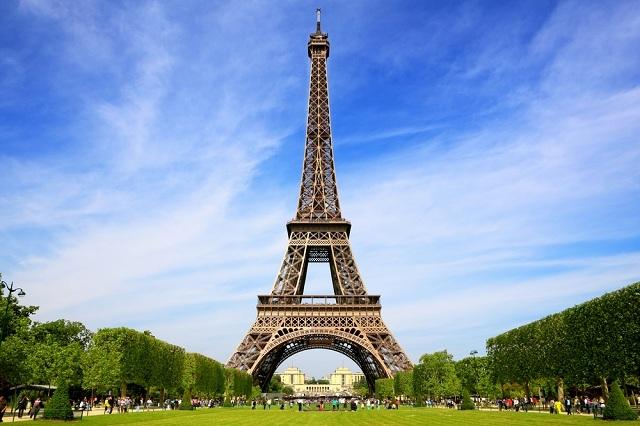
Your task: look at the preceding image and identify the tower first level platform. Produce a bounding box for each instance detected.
[227,295,412,390]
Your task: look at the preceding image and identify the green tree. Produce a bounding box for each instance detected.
[0,274,38,342]
[282,386,294,396]
[83,327,186,396]
[179,389,193,410]
[0,273,38,387]
[460,388,475,410]
[268,375,283,393]
[603,381,638,420]
[28,320,92,386]
[375,378,395,399]
[394,370,413,398]
[353,377,369,397]
[43,380,74,420]
[416,351,461,399]
[486,282,640,401]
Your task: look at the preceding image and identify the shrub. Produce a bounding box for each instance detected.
[43,381,74,420]
[179,389,193,410]
[603,381,637,420]
[460,389,475,410]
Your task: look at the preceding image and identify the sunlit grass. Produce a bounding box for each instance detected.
[36,406,607,425]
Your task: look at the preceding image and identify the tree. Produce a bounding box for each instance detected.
[28,320,92,386]
[416,351,461,400]
[603,381,638,420]
[486,281,640,400]
[353,377,369,397]
[0,273,38,387]
[282,386,294,396]
[268,375,283,393]
[460,388,475,410]
[375,378,395,399]
[0,273,38,342]
[394,370,413,398]
[43,381,74,420]
[179,389,193,410]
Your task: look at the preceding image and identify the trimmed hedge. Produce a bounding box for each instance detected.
[603,381,638,420]
[487,282,640,390]
[179,389,193,410]
[84,327,252,399]
[43,381,73,420]
[460,389,475,410]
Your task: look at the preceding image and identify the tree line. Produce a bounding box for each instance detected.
[371,282,639,406]
[3,273,638,406]
[0,274,252,401]
[486,281,640,401]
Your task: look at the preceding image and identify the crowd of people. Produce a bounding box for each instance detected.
[493,395,608,416]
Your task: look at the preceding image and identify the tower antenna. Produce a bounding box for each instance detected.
[316,8,321,33]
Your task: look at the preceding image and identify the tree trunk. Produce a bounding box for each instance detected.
[160,388,165,407]
[120,382,127,398]
[524,381,531,398]
[556,377,564,402]
[601,377,609,402]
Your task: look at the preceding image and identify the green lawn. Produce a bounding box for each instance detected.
[35,407,621,425]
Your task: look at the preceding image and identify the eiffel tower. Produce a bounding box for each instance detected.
[227,10,412,391]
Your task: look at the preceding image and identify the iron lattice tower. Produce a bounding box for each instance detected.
[227,10,412,390]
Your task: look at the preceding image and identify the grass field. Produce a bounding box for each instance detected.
[35,407,619,425]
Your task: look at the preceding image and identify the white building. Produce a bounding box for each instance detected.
[275,366,365,396]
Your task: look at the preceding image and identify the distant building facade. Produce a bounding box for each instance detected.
[275,366,365,396]
[329,367,365,390]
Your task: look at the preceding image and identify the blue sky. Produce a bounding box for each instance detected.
[1,0,640,379]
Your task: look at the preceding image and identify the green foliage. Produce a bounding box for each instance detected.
[0,273,39,341]
[28,320,91,386]
[268,375,283,392]
[353,377,370,397]
[414,350,461,399]
[460,388,475,410]
[0,273,39,387]
[602,381,638,420]
[282,385,294,396]
[43,381,74,420]
[83,327,187,394]
[375,378,395,399]
[456,356,500,399]
[487,282,640,391]
[394,370,413,397]
[185,353,226,397]
[179,389,193,410]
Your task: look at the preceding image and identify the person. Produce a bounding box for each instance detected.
[554,399,562,414]
[18,395,29,418]
[565,397,572,415]
[31,398,43,419]
[297,398,303,412]
[251,400,256,410]
[0,396,7,423]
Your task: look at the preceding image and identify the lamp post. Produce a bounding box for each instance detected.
[1,278,26,342]
[470,350,479,407]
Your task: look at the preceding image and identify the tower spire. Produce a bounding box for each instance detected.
[316,8,321,33]
[298,10,338,221]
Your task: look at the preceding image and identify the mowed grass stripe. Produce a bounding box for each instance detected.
[39,407,600,425]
